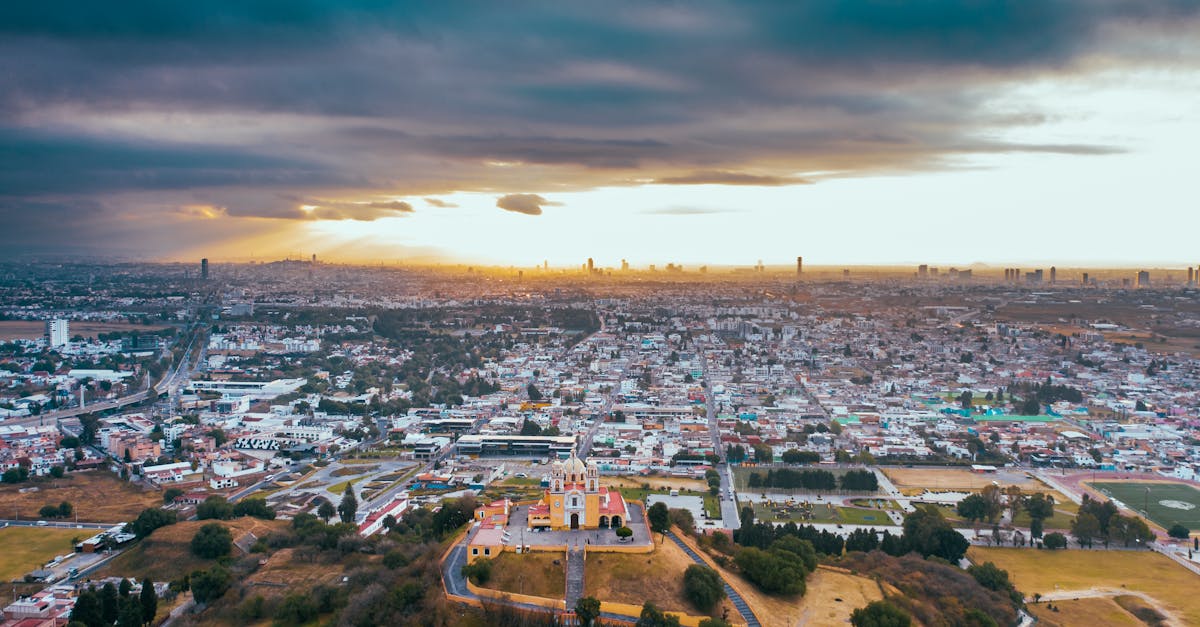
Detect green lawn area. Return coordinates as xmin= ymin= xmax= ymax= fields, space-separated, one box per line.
xmin=836 ymin=507 xmax=895 ymax=526
xmin=1013 ymin=507 xmax=1076 ymax=530
xmin=326 ymin=476 xmax=368 ymax=495
xmin=0 ymin=527 xmax=82 ymax=582
xmin=1092 ymin=482 xmax=1200 ymax=529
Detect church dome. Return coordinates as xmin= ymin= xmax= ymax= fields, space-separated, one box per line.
xmin=563 ymin=451 xmax=587 ymax=476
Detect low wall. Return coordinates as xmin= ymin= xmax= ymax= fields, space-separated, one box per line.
xmin=599 ymin=601 xmax=710 ymax=627
xmin=467 ymin=580 xmax=566 ymax=610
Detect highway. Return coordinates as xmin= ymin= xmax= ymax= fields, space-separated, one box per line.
xmin=0 ymin=519 xmax=116 ymax=530
xmin=703 ymin=369 xmax=743 ymax=530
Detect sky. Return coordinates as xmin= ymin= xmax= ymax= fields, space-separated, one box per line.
xmin=2 ymin=1 xmax=1199 ymax=267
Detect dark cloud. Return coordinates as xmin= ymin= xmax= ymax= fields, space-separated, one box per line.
xmin=654 ymin=171 xmax=810 ymax=186
xmin=496 ymin=194 xmax=560 ymax=216
xmin=0 ymin=1 xmax=1196 ymax=252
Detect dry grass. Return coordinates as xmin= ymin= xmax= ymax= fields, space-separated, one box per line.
xmin=97 ymin=518 xmax=287 ymax=582
xmin=241 ymin=547 xmax=353 ymax=599
xmin=584 ymin=538 xmax=738 ymax=621
xmin=796 ymin=568 xmax=884 ymax=627
xmin=970 ymin=547 xmax=1200 ymax=624
xmin=1028 ymin=597 xmax=1142 ymax=627
xmin=608 ymin=475 xmax=708 ymax=492
xmin=0 ymin=527 xmax=82 ymax=582
xmin=0 ymin=471 xmax=162 ymax=523
xmin=479 ymin=551 xmax=566 ymax=599
xmin=0 ymin=320 xmax=173 ymax=340
xmin=883 ymin=467 xmax=1060 ymax=497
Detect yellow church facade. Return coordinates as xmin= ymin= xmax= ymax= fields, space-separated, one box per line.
xmin=527 ymin=450 xmax=628 ymax=531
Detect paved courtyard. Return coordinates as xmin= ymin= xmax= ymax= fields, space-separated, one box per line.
xmin=506 ymin=503 xmax=651 ymax=548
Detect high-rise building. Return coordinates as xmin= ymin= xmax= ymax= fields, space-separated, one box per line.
xmin=918 ymin=264 xmax=928 ymax=278
xmin=1137 ymin=270 xmax=1150 ymax=287
xmin=587 ymin=258 xmax=594 ymax=274
xmin=201 ymin=258 xmax=209 ymax=280
xmin=1082 ymin=272 xmax=1089 ymax=285
xmin=1188 ymin=267 xmax=1194 ymax=286
xmin=45 ymin=319 xmax=69 ymax=348
xmin=796 ymin=256 xmax=803 ymax=277
xmin=1050 ymin=266 xmax=1057 ymax=283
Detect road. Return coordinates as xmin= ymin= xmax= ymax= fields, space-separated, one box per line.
xmin=0 ymin=518 xmax=115 ymax=530
xmin=703 ymin=374 xmax=742 ymax=529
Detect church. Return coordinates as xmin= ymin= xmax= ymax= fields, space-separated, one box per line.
xmin=527 ymin=450 xmax=628 ymax=531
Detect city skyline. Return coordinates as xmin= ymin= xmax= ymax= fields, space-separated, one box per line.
xmin=3 ymin=2 xmax=1199 ymax=265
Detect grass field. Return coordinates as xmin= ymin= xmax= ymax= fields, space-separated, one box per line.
xmin=0 ymin=320 xmax=174 ymax=341
xmin=733 ymin=466 xmax=878 ymax=494
xmin=0 ymin=527 xmax=82 ymax=582
xmin=480 ymin=551 xmax=565 ymax=599
xmin=750 ymin=502 xmax=895 ymax=526
xmin=0 ymin=471 xmax=162 ymax=523
xmin=970 ymin=547 xmax=1200 ymax=624
xmin=1090 ymin=481 xmax=1200 ymax=529
xmin=584 ymin=538 xmax=739 ymax=621
xmin=1028 ymin=597 xmax=1143 ymax=627
xmin=882 ymin=467 xmax=1054 ymax=496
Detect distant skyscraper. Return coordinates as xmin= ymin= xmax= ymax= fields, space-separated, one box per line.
xmin=1050 ymin=266 xmax=1057 ymax=283
xmin=918 ymin=264 xmax=928 ymax=278
xmin=587 ymin=257 xmax=594 ymax=274
xmin=201 ymin=258 xmax=209 ymax=280
xmin=1082 ymin=272 xmax=1089 ymax=285
xmin=796 ymin=256 xmax=803 ymax=277
xmin=1137 ymin=270 xmax=1150 ymax=287
xmin=1188 ymin=267 xmax=1194 ymax=285
xmin=621 ymin=259 xmax=629 ymax=271
xmin=311 ymin=253 xmax=317 ymax=264
xmin=45 ymin=319 xmax=69 ymax=348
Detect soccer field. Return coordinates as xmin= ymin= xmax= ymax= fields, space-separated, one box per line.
xmin=1091 ymin=482 xmax=1200 ymax=529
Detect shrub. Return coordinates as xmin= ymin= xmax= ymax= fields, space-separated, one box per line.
xmin=682 ymin=565 xmax=725 ymax=612
xmin=851 ymin=600 xmax=912 ymax=627
xmin=190 ymin=522 xmax=233 ymax=559
xmin=1042 ymin=532 xmax=1068 ymax=550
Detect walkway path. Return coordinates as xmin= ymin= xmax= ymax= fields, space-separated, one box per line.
xmin=667 ymin=532 xmax=761 ymax=627
xmin=565 ymin=546 xmax=585 ymax=608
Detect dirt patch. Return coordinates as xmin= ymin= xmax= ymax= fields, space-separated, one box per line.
xmin=608 ymin=475 xmax=708 ymax=493
xmin=479 ymin=551 xmax=565 ymax=599
xmin=1028 ymin=597 xmax=1142 ymax=627
xmin=0 ymin=471 xmax=162 ymax=523
xmin=584 ymin=538 xmax=738 ymax=621
xmin=0 ymin=320 xmax=173 ymax=341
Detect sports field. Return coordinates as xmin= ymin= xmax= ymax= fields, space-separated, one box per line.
xmin=1091 ymin=481 xmax=1200 ymax=529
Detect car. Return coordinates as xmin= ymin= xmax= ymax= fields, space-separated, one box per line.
xmin=36 ymin=520 xmax=48 ymax=526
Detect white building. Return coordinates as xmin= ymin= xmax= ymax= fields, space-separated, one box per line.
xmin=45 ymin=319 xmax=69 ymax=348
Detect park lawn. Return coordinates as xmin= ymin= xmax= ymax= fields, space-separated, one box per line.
xmin=330 ymin=465 xmax=379 ymax=477
xmin=1013 ymin=507 xmax=1075 ymax=530
xmin=0 ymin=471 xmax=163 ymax=523
xmin=478 ymin=551 xmax=565 ymax=599
xmin=0 ymin=527 xmax=82 ymax=582
xmin=326 ymin=476 xmax=368 ymax=495
xmin=584 ymin=539 xmax=739 ymax=622
xmin=1027 ymin=597 xmax=1142 ymax=627
xmin=751 ymin=501 xmax=836 ymax=524
xmin=703 ymin=495 xmax=721 ymax=519
xmin=969 ymin=547 xmax=1200 ymax=624
xmin=835 ymin=507 xmax=896 ymax=526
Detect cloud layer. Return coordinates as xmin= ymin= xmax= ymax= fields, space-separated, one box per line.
xmin=1 ymin=1 xmax=1197 ymax=255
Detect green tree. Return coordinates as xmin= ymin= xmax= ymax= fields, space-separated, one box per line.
xmin=232 ymin=497 xmax=275 ymax=520
xmin=1169 ymin=524 xmax=1190 ymax=539
xmin=575 ymin=596 xmax=602 ymax=627
xmin=140 ymin=577 xmax=158 ymax=625
xmin=1070 ymin=512 xmax=1101 ymax=548
xmin=460 ymin=557 xmax=493 ymax=584
xmin=616 ymin=526 xmax=633 ymax=539
xmin=70 ymin=589 xmax=103 ymax=627
xmin=116 ymin=596 xmax=143 ymax=627
xmin=99 ymin=582 xmax=120 ymax=624
xmin=195 ymin=496 xmax=234 ymax=520
xmin=118 ymin=578 xmax=132 ymax=598
xmin=317 ymin=498 xmax=336 ymax=523
xmin=648 ymin=502 xmax=670 ymax=538
xmin=956 ymin=494 xmax=990 ymax=525
xmin=50 ymin=465 xmax=65 ymax=478
xmin=130 ymin=507 xmax=177 ymax=538
xmin=162 ymin=487 xmax=184 ymax=504
xmin=1043 ymin=532 xmax=1068 ymax=549
xmin=338 ymin=484 xmax=358 ymax=523
xmin=190 ymin=522 xmax=232 ymax=559
xmin=851 ymin=600 xmax=912 ymax=627
xmin=190 ymin=565 xmax=232 ymax=604
xmin=682 ymin=564 xmax=725 ymax=612
xmin=636 ymin=602 xmax=682 ymax=627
